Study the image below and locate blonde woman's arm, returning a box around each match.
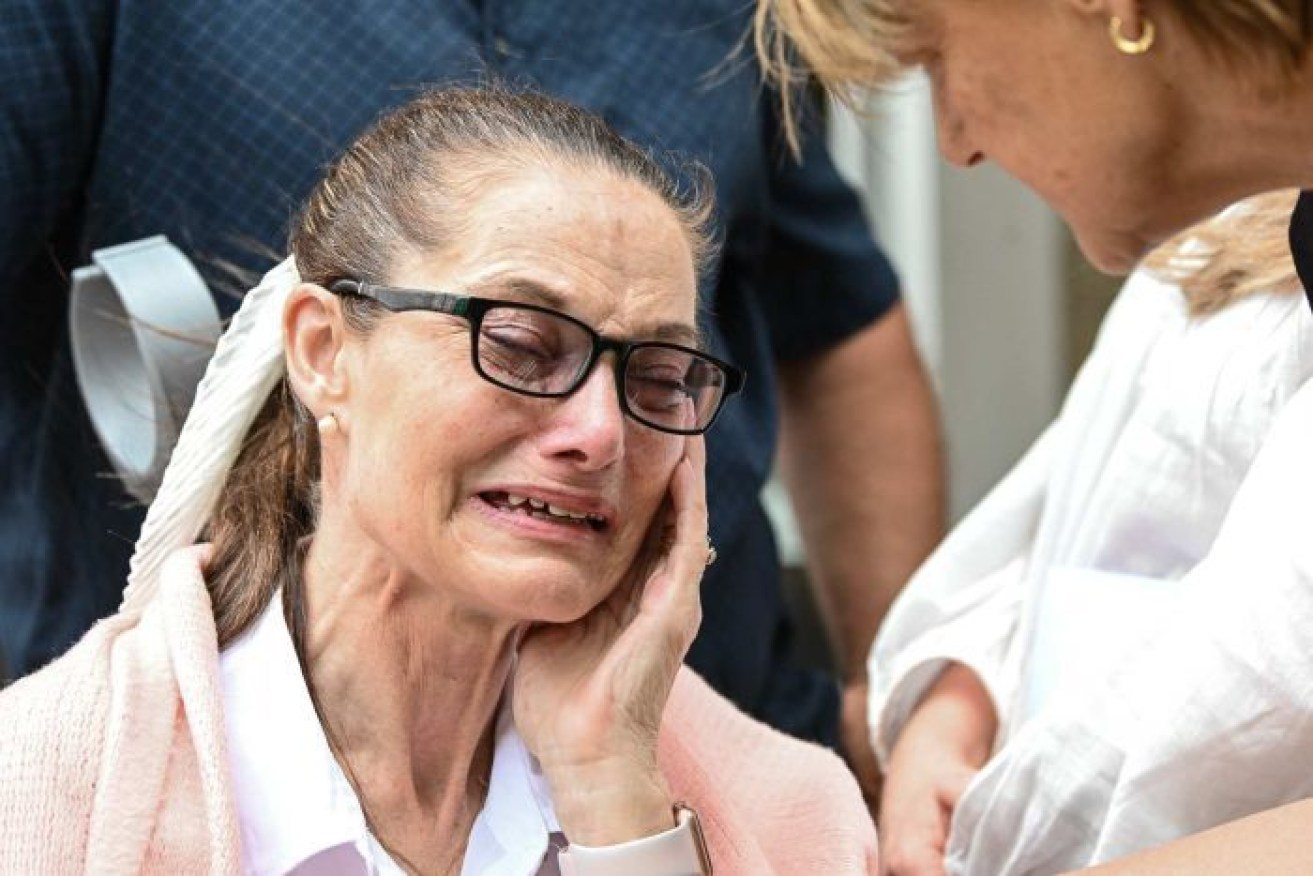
[1071,800,1313,876]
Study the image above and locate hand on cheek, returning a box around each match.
[513,438,709,845]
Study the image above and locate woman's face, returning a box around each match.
[330,164,697,623]
[906,0,1212,272]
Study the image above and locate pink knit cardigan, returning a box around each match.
[0,547,878,874]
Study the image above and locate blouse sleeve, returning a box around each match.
[866,270,1186,769]
[868,422,1056,767]
[945,371,1313,874]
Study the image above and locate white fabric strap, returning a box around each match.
[68,235,222,504]
[121,257,301,617]
[558,817,706,876]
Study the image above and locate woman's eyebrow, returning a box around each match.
[470,277,570,310]
[473,277,704,347]
[651,322,703,348]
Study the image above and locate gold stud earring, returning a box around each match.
[1110,15,1155,55]
[317,412,339,436]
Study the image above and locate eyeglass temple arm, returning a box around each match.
[328,280,469,317]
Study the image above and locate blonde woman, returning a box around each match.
[753,1,1313,872]
[869,194,1313,874]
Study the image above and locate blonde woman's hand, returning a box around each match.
[878,663,997,876]
[879,733,977,876]
[513,438,709,845]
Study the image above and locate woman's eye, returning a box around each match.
[479,327,566,386]
[629,371,691,410]
[483,327,555,361]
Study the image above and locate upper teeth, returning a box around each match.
[504,493,602,524]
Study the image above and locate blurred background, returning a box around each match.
[771,74,1122,668]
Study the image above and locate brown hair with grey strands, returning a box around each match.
[202,86,715,650]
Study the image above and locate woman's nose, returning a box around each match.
[538,360,626,470]
[932,84,985,169]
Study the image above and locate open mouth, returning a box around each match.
[479,491,608,532]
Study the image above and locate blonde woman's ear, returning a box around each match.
[1063,0,1136,20]
[1062,0,1154,56]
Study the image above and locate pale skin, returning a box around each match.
[282,162,710,873]
[856,0,1313,872]
[1069,799,1313,876]
[877,664,996,876]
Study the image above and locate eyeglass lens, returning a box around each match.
[475,305,725,433]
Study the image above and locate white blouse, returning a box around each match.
[868,272,1313,873]
[220,595,697,875]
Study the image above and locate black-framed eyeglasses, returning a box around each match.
[329,280,746,435]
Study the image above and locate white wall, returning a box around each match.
[766,76,1066,564]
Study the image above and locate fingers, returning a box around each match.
[669,435,709,555]
[882,841,949,876]
[879,742,968,876]
[637,437,708,652]
[879,792,951,876]
[879,765,975,876]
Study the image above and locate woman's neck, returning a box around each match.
[1172,56,1313,206]
[299,526,521,869]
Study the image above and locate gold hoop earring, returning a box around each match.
[317,413,339,436]
[1110,15,1155,55]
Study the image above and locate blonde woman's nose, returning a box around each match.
[930,83,985,169]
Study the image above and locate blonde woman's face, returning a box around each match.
[905,0,1213,273]
[332,164,697,623]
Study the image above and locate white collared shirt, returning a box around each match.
[220,593,563,875]
[869,273,1313,872]
[220,595,697,875]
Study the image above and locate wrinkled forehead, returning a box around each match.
[393,162,700,338]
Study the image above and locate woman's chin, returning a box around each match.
[1071,223,1156,276]
[495,570,617,625]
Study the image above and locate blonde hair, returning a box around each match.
[755,0,1312,145]
[1170,1,1311,82]
[1143,189,1302,316]
[753,0,911,148]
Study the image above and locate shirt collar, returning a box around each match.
[220,592,561,876]
[462,683,562,875]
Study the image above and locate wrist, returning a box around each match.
[559,803,713,876]
[903,665,996,767]
[546,760,673,845]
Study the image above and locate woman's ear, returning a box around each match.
[284,283,351,418]
[1065,0,1142,26]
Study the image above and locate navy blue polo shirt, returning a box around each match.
[0,0,898,744]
